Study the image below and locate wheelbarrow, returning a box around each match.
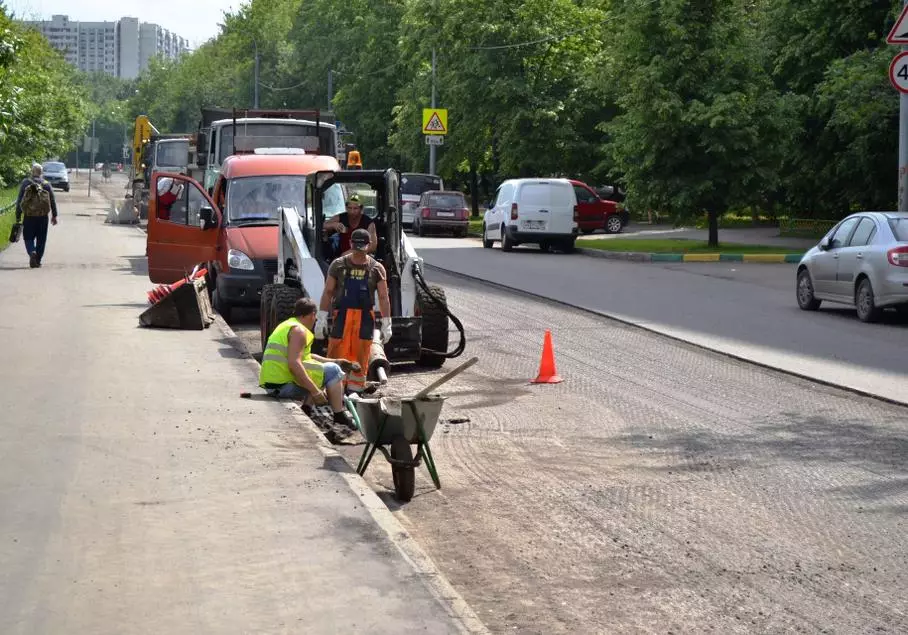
[345,357,478,502]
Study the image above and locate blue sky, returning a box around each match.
[7,0,242,46]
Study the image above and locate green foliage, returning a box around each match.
[0,6,90,186]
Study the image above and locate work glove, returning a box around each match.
[310,390,329,406]
[380,317,393,344]
[314,310,329,339]
[338,359,362,374]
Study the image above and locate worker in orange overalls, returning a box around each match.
[315,229,392,393]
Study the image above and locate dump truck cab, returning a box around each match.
[145,150,342,321]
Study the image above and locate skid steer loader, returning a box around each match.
[259,169,460,377]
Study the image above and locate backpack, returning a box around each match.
[22,180,51,217]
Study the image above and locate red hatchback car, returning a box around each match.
[570,179,628,234]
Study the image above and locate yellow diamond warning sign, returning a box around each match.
[422,108,448,135]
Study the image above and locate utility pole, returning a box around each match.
[328,69,334,109]
[253,40,260,108]
[901,0,908,211]
[429,48,437,176]
[88,119,96,197]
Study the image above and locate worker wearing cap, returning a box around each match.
[315,228,392,393]
[323,192,377,257]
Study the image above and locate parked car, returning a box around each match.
[401,173,444,228]
[42,161,70,192]
[570,179,628,234]
[413,190,470,237]
[796,212,908,322]
[482,178,579,253]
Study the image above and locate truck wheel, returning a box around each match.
[213,289,233,323]
[260,284,276,351]
[271,285,303,331]
[417,285,449,369]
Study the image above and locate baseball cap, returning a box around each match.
[347,193,361,205]
[351,228,370,250]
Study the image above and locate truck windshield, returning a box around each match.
[219,123,335,162]
[401,173,443,197]
[226,176,306,224]
[156,141,189,168]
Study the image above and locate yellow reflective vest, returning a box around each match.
[259,317,325,388]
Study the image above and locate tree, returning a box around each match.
[603,0,793,245]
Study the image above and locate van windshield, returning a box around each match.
[401,173,443,197]
[226,175,306,224]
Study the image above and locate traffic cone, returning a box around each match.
[531,329,563,384]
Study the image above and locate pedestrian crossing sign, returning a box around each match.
[422,108,448,135]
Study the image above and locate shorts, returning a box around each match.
[273,362,344,399]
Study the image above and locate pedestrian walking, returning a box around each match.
[15,163,58,268]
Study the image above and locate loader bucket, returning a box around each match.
[139,276,215,330]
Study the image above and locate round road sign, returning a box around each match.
[890,52,908,93]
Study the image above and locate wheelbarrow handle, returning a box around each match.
[414,356,479,400]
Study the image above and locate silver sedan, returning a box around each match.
[796,212,908,322]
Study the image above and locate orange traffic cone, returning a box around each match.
[531,329,563,384]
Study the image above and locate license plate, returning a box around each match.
[524,220,546,230]
[436,211,455,217]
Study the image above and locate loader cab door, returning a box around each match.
[146,173,222,284]
[382,168,402,270]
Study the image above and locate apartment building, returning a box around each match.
[22,14,190,79]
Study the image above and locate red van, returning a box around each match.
[570,179,628,234]
[145,152,341,320]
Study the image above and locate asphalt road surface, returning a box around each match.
[410,235,908,405]
[232,266,908,634]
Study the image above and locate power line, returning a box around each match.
[260,79,307,92]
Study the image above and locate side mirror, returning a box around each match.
[200,206,216,230]
[819,236,832,251]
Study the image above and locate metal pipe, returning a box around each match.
[429,49,437,175]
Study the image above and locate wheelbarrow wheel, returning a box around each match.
[390,437,415,502]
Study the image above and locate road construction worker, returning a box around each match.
[346,145,362,170]
[323,192,378,256]
[156,177,184,221]
[316,229,392,393]
[260,297,357,429]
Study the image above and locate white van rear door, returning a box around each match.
[516,182,575,235]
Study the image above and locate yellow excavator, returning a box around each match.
[126,115,191,220]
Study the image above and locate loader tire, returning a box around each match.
[417,285,449,369]
[270,286,303,335]
[260,284,277,353]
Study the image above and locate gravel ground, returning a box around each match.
[232,269,908,634]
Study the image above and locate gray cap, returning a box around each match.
[351,228,370,250]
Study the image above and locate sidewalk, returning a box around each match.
[0,181,471,633]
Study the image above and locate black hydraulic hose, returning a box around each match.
[412,260,467,359]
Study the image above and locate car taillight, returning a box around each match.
[460,208,469,220]
[887,246,908,267]
[573,205,579,222]
[421,207,431,219]
[510,203,519,220]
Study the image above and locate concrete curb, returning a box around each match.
[213,317,489,635]
[577,247,803,263]
[423,263,908,410]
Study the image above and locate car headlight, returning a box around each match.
[227,249,255,271]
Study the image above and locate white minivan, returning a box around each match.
[482,178,579,252]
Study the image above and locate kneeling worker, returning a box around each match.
[260,297,356,428]
[316,229,392,393]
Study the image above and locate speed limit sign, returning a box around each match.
[890,51,908,93]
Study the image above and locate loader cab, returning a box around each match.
[145,152,342,321]
[312,169,405,313]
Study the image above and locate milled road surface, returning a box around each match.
[233,267,908,634]
[411,236,908,405]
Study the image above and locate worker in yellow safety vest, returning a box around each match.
[259,297,358,429]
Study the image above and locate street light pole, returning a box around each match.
[429,48,437,175]
[253,40,260,108]
[88,119,95,197]
[328,69,334,109]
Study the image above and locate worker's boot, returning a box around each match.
[29,252,38,268]
[333,410,356,430]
